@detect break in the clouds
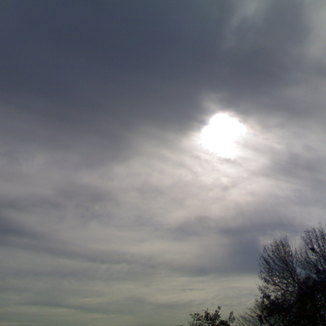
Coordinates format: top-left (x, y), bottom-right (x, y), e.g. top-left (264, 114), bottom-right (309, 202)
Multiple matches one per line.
top-left (1, 1), bottom-right (326, 325)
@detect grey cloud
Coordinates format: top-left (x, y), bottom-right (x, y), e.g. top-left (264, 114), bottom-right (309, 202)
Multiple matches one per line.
top-left (164, 212), bottom-right (304, 275)
top-left (1, 1), bottom-right (326, 325)
top-left (0, 0), bottom-right (311, 138)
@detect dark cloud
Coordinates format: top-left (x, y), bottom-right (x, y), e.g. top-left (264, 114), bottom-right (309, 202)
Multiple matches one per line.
top-left (0, 214), bottom-right (38, 239)
top-left (0, 0), bottom-right (310, 136)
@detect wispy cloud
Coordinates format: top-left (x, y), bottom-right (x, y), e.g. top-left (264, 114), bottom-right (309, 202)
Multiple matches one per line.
top-left (1, 0), bottom-right (326, 325)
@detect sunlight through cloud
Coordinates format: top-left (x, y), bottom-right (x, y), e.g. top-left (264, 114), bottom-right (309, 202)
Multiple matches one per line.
top-left (200, 112), bottom-right (247, 159)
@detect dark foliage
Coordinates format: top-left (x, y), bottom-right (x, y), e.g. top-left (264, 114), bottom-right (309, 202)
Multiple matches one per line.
top-left (185, 226), bottom-right (326, 326)
top-left (254, 226), bottom-right (326, 326)
top-left (181, 307), bottom-right (235, 326)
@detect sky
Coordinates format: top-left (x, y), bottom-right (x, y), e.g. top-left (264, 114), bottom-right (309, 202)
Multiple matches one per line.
top-left (1, 0), bottom-right (326, 325)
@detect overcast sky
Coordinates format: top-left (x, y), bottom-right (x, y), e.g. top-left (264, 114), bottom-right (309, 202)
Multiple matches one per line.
top-left (1, 1), bottom-right (326, 325)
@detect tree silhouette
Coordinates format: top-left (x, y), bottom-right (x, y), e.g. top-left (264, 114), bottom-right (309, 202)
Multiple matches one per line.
top-left (181, 307), bottom-right (234, 326)
top-left (185, 226), bottom-right (326, 326)
top-left (254, 226), bottom-right (326, 326)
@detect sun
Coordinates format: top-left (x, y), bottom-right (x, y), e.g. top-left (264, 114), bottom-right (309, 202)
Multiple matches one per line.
top-left (200, 112), bottom-right (247, 158)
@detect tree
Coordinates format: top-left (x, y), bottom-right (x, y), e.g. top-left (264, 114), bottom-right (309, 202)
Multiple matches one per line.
top-left (181, 307), bottom-right (235, 326)
top-left (183, 226), bottom-right (326, 326)
top-left (236, 305), bottom-right (263, 326)
top-left (254, 226), bottom-right (326, 326)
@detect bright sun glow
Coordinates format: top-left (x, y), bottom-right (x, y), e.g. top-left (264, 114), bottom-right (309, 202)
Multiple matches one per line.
top-left (200, 112), bottom-right (247, 158)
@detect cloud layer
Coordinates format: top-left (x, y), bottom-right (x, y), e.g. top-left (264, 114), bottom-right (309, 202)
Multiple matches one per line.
top-left (1, 1), bottom-right (326, 325)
